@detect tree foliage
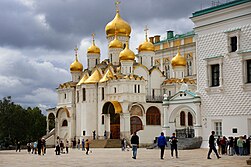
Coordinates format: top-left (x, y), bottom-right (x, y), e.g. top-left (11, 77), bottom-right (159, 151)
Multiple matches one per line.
top-left (0, 96), bottom-right (46, 145)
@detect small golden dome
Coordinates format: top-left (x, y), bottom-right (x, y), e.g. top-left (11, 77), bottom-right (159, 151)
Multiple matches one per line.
top-left (87, 34), bottom-right (100, 54)
top-left (109, 32), bottom-right (123, 48)
top-left (105, 10), bottom-right (131, 37)
top-left (171, 48), bottom-right (186, 67)
top-left (138, 26), bottom-right (155, 52)
top-left (70, 47), bottom-right (83, 72)
top-left (119, 41), bottom-right (135, 61)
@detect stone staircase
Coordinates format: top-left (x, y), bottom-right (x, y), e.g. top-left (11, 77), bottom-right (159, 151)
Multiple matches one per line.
top-left (89, 139), bottom-right (121, 148)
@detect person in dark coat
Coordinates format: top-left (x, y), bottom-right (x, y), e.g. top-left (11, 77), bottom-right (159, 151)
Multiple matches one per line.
top-left (170, 133), bottom-right (178, 158)
top-left (157, 132), bottom-right (167, 159)
top-left (207, 131), bottom-right (221, 159)
top-left (131, 132), bottom-right (139, 159)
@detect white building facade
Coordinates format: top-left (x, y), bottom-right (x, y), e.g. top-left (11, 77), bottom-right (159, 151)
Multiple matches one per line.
top-left (191, 0), bottom-right (251, 147)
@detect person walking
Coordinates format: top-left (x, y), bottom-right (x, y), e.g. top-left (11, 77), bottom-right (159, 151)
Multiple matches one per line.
top-left (131, 132), bottom-right (139, 159)
top-left (16, 141), bottom-right (21, 152)
top-left (170, 133), bottom-right (178, 158)
top-left (82, 139), bottom-right (85, 151)
top-left (237, 136), bottom-right (244, 156)
top-left (85, 139), bottom-right (90, 155)
top-left (77, 139), bottom-right (80, 150)
top-left (157, 132), bottom-right (167, 159)
top-left (207, 131), bottom-right (221, 159)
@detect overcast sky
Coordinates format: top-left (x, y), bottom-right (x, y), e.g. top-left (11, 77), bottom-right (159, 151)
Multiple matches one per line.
top-left (0, 0), bottom-right (219, 113)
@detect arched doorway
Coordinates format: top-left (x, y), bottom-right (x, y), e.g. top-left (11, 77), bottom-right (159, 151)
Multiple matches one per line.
top-left (130, 116), bottom-right (143, 134)
top-left (48, 113), bottom-right (55, 131)
top-left (102, 101), bottom-right (122, 139)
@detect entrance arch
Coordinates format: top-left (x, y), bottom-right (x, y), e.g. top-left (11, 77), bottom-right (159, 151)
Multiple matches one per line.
top-left (130, 116), bottom-right (143, 134)
top-left (102, 101), bottom-right (122, 139)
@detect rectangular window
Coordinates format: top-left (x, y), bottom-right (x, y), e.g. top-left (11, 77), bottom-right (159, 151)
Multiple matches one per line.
top-left (211, 64), bottom-right (219, 87)
top-left (141, 57), bottom-right (142, 64)
top-left (138, 85), bottom-right (140, 93)
top-left (134, 85), bottom-right (137, 93)
top-left (152, 89), bottom-right (155, 98)
top-left (230, 36), bottom-right (237, 52)
top-left (169, 91), bottom-right (171, 96)
top-left (114, 87), bottom-right (116, 93)
top-left (88, 59), bottom-right (89, 68)
top-left (247, 60), bottom-right (251, 83)
top-left (151, 57), bottom-right (153, 66)
top-left (101, 87), bottom-right (104, 100)
top-left (96, 59), bottom-right (98, 65)
top-left (77, 91), bottom-right (79, 103)
top-left (82, 88), bottom-right (86, 101)
top-left (214, 122), bottom-right (222, 136)
top-left (64, 93), bottom-right (66, 99)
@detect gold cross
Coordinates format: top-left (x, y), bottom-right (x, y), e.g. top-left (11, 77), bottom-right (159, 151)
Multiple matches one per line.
top-left (115, 0), bottom-right (121, 12)
top-left (74, 46), bottom-right (78, 55)
top-left (92, 33), bottom-right (95, 40)
top-left (144, 25), bottom-right (149, 41)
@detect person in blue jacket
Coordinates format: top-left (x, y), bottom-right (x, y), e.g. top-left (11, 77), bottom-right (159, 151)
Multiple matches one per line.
top-left (158, 132), bottom-right (167, 159)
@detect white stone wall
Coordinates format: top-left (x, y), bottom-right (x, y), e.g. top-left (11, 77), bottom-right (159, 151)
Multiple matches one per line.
top-left (192, 2), bottom-right (251, 147)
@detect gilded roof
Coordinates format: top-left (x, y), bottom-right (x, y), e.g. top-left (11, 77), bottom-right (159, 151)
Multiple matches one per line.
top-left (84, 69), bottom-right (102, 84)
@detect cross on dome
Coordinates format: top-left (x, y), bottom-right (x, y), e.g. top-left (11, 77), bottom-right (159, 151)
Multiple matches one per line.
top-left (115, 0), bottom-right (121, 12)
top-left (144, 25), bottom-right (149, 41)
top-left (74, 46), bottom-right (78, 56)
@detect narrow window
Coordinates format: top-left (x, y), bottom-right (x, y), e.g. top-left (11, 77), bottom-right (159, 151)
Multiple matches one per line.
top-left (96, 59), bottom-right (98, 65)
top-left (88, 59), bottom-right (90, 68)
top-left (151, 57), bottom-right (153, 66)
top-left (64, 93), bottom-right (66, 99)
top-left (110, 54), bottom-right (112, 63)
top-left (168, 91), bottom-right (171, 96)
top-left (152, 89), bottom-right (155, 98)
top-left (180, 111), bottom-right (185, 126)
top-left (230, 36), bottom-right (237, 52)
top-left (62, 120), bottom-right (68, 127)
top-left (188, 112), bottom-right (193, 126)
top-left (211, 64), bottom-right (220, 87)
top-left (102, 115), bottom-right (104, 125)
top-left (82, 88), bottom-right (86, 101)
top-left (101, 87), bottom-right (104, 100)
top-left (77, 91), bottom-right (79, 103)
top-left (114, 87), bottom-right (116, 93)
top-left (140, 57), bottom-right (142, 64)
top-left (134, 85), bottom-right (137, 93)
top-left (247, 60), bottom-right (251, 83)
top-left (138, 85), bottom-right (140, 93)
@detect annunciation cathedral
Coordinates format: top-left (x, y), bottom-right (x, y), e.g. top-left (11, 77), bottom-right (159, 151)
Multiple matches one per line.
top-left (46, 0), bottom-right (251, 147)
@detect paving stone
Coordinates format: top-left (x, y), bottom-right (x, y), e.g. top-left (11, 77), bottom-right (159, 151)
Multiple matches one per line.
top-left (0, 148), bottom-right (249, 167)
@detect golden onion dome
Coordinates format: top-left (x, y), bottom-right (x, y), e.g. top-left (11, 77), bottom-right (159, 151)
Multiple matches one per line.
top-left (119, 40), bottom-right (135, 61)
top-left (109, 31), bottom-right (123, 49)
top-left (70, 47), bottom-right (83, 72)
top-left (87, 34), bottom-right (100, 54)
top-left (138, 26), bottom-right (155, 52)
top-left (171, 48), bottom-right (186, 67)
top-left (105, 9), bottom-right (131, 37)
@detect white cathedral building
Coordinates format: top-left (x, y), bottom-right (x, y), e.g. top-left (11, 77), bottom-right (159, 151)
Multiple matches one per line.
top-left (46, 0), bottom-right (251, 147)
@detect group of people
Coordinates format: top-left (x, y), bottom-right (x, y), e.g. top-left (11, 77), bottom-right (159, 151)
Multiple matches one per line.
top-left (55, 137), bottom-right (90, 155)
top-left (216, 134), bottom-right (250, 156)
top-left (207, 131), bottom-right (250, 159)
top-left (16, 138), bottom-right (46, 155)
top-left (129, 131), bottom-right (178, 160)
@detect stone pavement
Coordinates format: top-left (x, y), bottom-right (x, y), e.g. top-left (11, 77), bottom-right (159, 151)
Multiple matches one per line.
top-left (0, 148), bottom-right (249, 167)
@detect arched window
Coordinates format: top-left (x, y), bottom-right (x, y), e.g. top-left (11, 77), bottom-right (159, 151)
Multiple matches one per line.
top-left (146, 106), bottom-right (160, 125)
top-left (180, 111), bottom-right (185, 126)
top-left (188, 112), bottom-right (193, 126)
top-left (62, 120), bottom-right (68, 127)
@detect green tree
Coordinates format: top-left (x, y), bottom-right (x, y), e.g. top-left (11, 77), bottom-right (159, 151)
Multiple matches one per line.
top-left (0, 97), bottom-right (46, 145)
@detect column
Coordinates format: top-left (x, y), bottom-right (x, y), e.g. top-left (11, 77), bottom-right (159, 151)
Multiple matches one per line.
top-left (46, 117), bottom-right (49, 134)
top-left (162, 105), bottom-right (170, 136)
top-left (194, 103), bottom-right (202, 137)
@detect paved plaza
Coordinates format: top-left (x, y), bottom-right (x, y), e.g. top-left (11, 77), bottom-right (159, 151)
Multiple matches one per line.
top-left (0, 148), bottom-right (250, 167)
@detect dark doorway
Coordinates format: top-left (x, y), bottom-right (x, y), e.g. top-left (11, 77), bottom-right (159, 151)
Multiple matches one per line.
top-left (102, 102), bottom-right (121, 139)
